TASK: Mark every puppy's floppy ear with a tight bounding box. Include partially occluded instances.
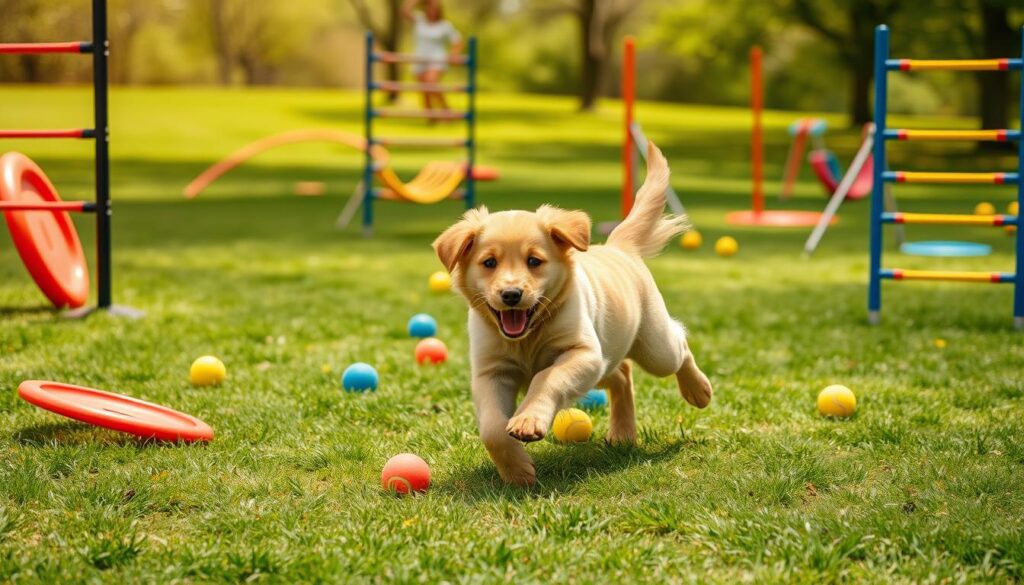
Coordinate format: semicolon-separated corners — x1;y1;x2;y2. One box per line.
537;204;590;251
433;206;488;272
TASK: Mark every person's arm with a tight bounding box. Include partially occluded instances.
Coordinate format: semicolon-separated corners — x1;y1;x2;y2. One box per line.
400;0;418;21
447;24;463;57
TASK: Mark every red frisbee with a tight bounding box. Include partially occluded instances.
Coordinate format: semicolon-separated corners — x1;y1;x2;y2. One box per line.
18;380;214;443
0;152;88;308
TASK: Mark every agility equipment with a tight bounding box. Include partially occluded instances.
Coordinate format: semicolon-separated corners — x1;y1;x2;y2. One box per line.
780;118;827;199
356;32;479;236
726;47;833;228
0;0;137;317
607;36;686;236
869;25;1023;328
1;153;89;307
184;129;390;199
803;125;880;256
18;380;214;442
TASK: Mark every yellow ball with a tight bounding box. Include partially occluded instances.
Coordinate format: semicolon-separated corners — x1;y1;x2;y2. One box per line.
715;236;738;257
428;271;451;293
817;384;856;418
680;230;702;250
552;408;593;443
190;355;226;386
1008;201;1018;216
974;201;995;215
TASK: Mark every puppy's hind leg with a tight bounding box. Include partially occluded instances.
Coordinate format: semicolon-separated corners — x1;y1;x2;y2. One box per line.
631;307;713;409
601;361;637;445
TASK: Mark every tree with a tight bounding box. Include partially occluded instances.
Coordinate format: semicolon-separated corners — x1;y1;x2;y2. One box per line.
347;0;403;102
530;0;641;111
966;0;1021;136
785;0;903;125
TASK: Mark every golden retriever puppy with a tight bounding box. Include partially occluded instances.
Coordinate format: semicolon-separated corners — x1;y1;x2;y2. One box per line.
432;143;712;486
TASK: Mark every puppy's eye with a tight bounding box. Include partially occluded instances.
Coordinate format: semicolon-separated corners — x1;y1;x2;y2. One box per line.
482;257;497;269
527;256;543;268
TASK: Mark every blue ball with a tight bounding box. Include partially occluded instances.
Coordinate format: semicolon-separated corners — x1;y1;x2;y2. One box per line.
407;313;437;338
577;389;607;410
342;362;378;392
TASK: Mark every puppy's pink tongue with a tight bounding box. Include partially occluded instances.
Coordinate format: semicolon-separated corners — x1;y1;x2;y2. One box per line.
500;309;528;336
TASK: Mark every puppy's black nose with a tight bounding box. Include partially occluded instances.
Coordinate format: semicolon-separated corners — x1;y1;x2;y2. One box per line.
501;288;523;307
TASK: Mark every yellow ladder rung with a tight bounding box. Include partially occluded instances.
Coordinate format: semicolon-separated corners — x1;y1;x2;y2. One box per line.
885;212;1014;226
892;58;1015;71
883;269;1014;283
886;171;1017;185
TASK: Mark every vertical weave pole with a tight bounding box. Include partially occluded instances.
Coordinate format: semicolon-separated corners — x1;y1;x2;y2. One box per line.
750;46;764;215
621;36;636;218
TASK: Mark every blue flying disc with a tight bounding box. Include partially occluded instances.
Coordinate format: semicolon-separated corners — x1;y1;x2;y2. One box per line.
900;241;992;257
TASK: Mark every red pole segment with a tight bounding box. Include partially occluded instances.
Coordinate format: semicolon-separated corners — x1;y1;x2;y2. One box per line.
0;42;91;54
751;46;764;215
0;129;93;139
0;201;92;212
621;36;636;219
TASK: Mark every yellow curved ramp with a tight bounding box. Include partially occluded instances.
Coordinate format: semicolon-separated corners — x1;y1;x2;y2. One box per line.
376;161;465;204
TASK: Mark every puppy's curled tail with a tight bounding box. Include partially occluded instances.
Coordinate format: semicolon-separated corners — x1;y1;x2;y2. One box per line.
606;142;690;258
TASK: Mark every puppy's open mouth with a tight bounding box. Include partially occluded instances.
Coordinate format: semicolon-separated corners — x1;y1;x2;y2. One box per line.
490;306;536;339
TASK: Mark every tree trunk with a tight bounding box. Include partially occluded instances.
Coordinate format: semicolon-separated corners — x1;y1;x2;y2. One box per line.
976;1;1015;131
578;0;600;111
209;0;233;85
382;0;402;103
850;59;873;126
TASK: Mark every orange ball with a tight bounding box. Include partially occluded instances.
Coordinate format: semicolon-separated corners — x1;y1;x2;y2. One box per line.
381;453;430;495
415;337;448;365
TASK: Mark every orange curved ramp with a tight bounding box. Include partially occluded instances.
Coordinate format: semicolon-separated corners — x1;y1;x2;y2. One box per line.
183;129;389;199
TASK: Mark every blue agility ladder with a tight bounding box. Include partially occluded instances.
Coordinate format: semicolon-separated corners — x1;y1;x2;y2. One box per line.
869;25;1024;329
361;32;477;237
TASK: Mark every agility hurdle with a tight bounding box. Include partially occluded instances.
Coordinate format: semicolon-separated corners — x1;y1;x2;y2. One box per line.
869;25;1023;328
0;0;137;317
361;32;477;237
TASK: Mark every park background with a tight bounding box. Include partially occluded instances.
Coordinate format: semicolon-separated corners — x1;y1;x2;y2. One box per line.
2;0;1022;128
2;0;1024;582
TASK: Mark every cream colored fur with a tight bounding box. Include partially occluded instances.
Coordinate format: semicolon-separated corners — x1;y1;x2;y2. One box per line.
433;143;713;486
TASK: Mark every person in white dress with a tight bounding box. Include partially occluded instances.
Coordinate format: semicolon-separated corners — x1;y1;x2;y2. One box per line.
401;0;463;118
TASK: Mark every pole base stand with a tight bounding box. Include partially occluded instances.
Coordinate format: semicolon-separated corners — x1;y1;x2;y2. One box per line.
868;310;880;325
726;210;835;228
64;304;144;320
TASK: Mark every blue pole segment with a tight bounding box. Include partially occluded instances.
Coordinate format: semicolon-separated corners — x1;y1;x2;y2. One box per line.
465;37;477;210
868;25;889;324
363;32;375;236
1015;26;1024;329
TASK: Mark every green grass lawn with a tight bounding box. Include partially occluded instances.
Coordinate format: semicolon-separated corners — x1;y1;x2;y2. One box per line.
1;86;1022;583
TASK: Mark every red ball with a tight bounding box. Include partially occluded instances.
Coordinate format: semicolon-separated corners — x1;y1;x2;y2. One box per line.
415;337;448;365
381;453;430;495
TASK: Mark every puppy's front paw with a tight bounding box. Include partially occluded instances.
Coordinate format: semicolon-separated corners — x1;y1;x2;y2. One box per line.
506;413;547;443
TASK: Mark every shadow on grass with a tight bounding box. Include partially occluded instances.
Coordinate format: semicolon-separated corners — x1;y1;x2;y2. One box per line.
13;420;203;449
440;439;686;501
0;305;59;317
